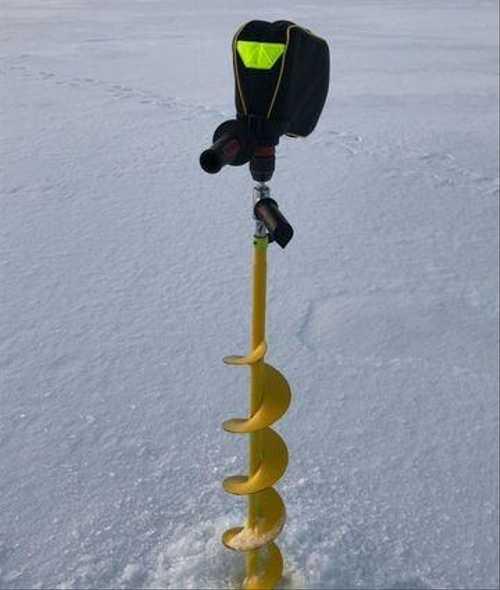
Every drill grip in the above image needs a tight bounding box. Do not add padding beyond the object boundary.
[199,119,252,174]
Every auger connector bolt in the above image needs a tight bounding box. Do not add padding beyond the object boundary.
[254,197,294,249]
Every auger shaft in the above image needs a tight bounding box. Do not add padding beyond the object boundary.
[247,233,268,579]
[221,183,290,590]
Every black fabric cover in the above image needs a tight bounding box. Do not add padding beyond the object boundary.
[232,20,330,141]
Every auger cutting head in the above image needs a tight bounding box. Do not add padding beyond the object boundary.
[199,20,330,182]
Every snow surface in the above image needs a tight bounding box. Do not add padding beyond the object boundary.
[1,1,499,589]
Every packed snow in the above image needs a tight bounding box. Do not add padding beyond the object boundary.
[1,1,498,589]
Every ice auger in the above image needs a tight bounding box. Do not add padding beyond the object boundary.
[200,20,330,590]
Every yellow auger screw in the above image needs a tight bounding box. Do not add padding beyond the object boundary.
[222,185,292,590]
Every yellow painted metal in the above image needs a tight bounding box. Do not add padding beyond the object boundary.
[222,488,286,552]
[223,341,267,366]
[243,543,284,590]
[222,234,291,589]
[223,428,288,495]
[223,364,291,433]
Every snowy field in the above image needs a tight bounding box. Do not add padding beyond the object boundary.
[1,1,499,589]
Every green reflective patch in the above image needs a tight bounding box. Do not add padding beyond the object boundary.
[236,40,285,70]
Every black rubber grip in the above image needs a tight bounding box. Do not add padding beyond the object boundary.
[199,119,252,174]
[200,133,242,173]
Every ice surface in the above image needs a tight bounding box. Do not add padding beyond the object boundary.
[0,1,498,589]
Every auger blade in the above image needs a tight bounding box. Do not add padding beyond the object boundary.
[223,364,291,434]
[222,488,286,552]
[223,341,267,366]
[223,428,288,495]
[243,542,283,590]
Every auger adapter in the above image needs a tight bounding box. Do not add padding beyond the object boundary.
[254,197,293,248]
[200,20,330,182]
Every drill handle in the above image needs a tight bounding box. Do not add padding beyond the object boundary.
[199,120,252,174]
